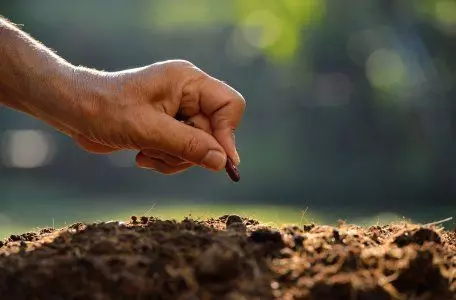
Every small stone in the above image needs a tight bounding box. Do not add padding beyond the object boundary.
[226,215,243,227]
[9,235,21,242]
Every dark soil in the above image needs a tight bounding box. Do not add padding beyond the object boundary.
[0,215,454,300]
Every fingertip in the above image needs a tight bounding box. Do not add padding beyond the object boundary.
[201,150,226,171]
[213,128,240,166]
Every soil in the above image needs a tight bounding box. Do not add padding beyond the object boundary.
[0,215,454,300]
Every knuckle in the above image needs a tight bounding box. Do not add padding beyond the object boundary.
[167,59,197,71]
[232,91,246,110]
[174,59,194,67]
[182,136,200,159]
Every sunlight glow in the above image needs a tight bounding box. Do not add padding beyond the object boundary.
[1,130,55,168]
[240,10,282,49]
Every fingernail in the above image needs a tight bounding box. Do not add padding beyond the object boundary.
[202,150,226,170]
[231,132,240,165]
[233,150,241,166]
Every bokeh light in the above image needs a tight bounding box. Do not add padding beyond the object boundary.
[365,48,406,91]
[240,10,282,50]
[1,130,55,168]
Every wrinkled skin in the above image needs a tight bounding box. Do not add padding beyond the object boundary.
[73,60,246,174]
[0,17,246,174]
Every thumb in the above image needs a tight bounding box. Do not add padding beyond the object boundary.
[144,115,227,171]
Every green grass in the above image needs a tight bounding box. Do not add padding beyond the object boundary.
[0,195,454,239]
[0,203,324,238]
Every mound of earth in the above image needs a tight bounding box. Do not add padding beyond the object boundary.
[0,215,454,299]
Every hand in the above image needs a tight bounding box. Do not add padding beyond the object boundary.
[71,60,245,174]
[0,20,244,175]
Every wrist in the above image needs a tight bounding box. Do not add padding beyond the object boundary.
[62,67,110,132]
[35,65,113,136]
[0,18,116,137]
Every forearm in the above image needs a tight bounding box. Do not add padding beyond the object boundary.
[0,17,108,132]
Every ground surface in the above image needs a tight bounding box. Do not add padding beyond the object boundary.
[0,216,454,300]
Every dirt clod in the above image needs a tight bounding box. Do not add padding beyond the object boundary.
[303,224,315,232]
[226,214,243,227]
[8,234,21,242]
[250,228,283,244]
[393,227,442,247]
[195,243,242,282]
[131,215,138,223]
[392,247,449,297]
[0,218,454,299]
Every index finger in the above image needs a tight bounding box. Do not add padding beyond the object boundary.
[189,76,246,165]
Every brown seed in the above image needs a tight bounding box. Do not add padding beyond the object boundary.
[225,157,240,182]
[178,117,240,182]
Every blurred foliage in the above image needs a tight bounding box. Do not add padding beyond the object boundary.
[143,0,325,62]
[232,0,325,62]
[1,0,456,225]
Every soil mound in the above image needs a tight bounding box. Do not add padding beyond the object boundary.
[0,215,454,299]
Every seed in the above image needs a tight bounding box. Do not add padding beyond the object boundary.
[179,116,240,182]
[225,157,240,182]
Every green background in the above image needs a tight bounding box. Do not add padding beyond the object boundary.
[1,0,456,236]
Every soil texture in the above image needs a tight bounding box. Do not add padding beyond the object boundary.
[0,215,454,300]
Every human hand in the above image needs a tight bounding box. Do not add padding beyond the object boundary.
[0,20,244,176]
[70,60,245,174]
